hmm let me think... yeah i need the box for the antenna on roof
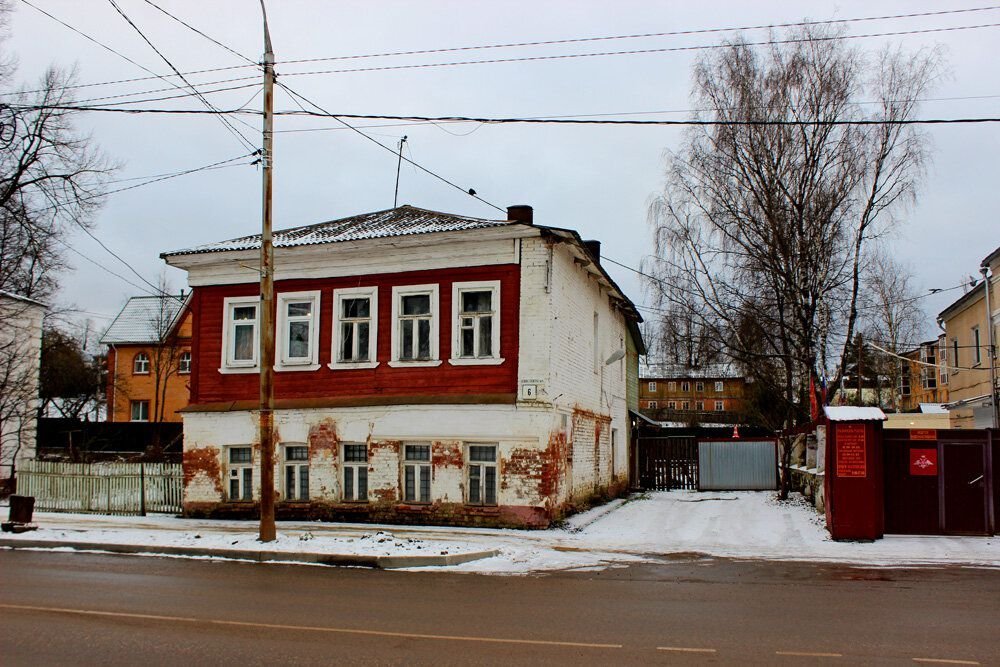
[393,135,408,208]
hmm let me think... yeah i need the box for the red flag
[809,374,818,421]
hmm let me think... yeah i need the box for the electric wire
[141,0,258,65]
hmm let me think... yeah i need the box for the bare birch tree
[646,25,940,497]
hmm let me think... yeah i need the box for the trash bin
[8,495,35,524]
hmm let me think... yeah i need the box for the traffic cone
[732,424,740,439]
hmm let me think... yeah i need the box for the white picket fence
[17,460,183,515]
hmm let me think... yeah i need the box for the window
[403,443,431,503]
[695,401,704,411]
[951,338,960,374]
[668,381,676,391]
[342,443,368,502]
[682,401,690,411]
[648,381,657,392]
[227,446,253,502]
[221,296,259,371]
[900,368,911,396]
[133,352,149,374]
[939,340,949,386]
[681,381,690,392]
[715,381,724,392]
[921,367,937,390]
[593,312,600,373]
[467,444,497,505]
[667,401,676,410]
[451,281,502,364]
[648,401,658,409]
[695,381,705,392]
[276,291,321,370]
[178,351,191,374]
[130,400,149,422]
[331,287,378,369]
[283,445,309,502]
[972,326,982,365]
[390,284,440,366]
[715,400,724,412]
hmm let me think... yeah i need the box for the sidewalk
[2,492,997,573]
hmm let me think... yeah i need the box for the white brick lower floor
[181,403,628,528]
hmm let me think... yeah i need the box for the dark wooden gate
[883,429,994,536]
[638,437,698,490]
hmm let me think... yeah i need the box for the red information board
[836,423,867,478]
[910,429,937,441]
[909,448,938,476]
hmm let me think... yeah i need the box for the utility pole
[393,135,407,208]
[258,0,276,543]
[981,264,998,428]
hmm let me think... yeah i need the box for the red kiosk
[823,406,886,541]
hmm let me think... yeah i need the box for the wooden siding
[191,264,520,405]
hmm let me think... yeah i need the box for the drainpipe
[981,265,998,429]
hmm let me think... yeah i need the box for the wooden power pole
[258,0,276,543]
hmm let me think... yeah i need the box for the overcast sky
[8,1,1000,342]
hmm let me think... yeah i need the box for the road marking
[776,651,843,658]
[657,646,717,653]
[0,603,622,649]
[912,659,980,665]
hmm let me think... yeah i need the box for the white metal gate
[16,461,183,515]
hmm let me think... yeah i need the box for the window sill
[448,357,505,366]
[327,361,380,370]
[178,370,191,375]
[387,360,443,368]
[218,366,259,374]
[274,363,322,372]
[133,372,150,376]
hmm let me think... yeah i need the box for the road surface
[1,550,997,665]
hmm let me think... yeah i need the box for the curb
[0,538,499,569]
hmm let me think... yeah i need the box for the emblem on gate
[909,448,937,476]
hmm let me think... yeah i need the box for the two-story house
[939,245,999,428]
[161,205,643,528]
[639,367,746,425]
[102,294,192,423]
[897,336,949,413]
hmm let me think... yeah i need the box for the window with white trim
[331,287,378,368]
[133,352,149,374]
[951,337,960,375]
[695,381,705,392]
[276,291,320,370]
[178,351,191,374]
[681,381,690,392]
[972,326,982,365]
[696,401,704,411]
[648,401,658,409]
[467,444,497,505]
[648,381,657,392]
[222,297,259,370]
[403,443,431,503]
[130,400,149,422]
[450,281,501,364]
[682,401,690,410]
[939,339,949,386]
[283,445,309,501]
[342,443,368,502]
[227,446,253,502]
[668,381,676,391]
[667,401,676,410]
[714,381,724,392]
[390,284,439,365]
[715,400,724,412]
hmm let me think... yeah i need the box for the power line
[57,237,164,298]
[275,80,506,213]
[275,6,1000,66]
[141,0,258,65]
[105,0,259,153]
[277,23,1000,78]
[73,79,260,106]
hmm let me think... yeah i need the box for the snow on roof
[161,205,513,257]
[0,289,45,307]
[919,403,949,414]
[101,295,186,344]
[824,406,887,422]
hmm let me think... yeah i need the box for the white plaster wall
[0,296,44,481]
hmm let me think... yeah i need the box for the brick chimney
[507,205,533,224]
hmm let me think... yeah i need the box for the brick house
[638,368,746,425]
[102,295,192,423]
[161,205,644,528]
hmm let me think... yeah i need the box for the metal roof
[100,295,187,344]
[824,406,887,422]
[161,205,513,257]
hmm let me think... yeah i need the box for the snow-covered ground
[2,492,997,573]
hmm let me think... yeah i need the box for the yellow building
[898,336,949,413]
[938,246,999,428]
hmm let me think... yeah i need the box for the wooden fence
[16,460,183,515]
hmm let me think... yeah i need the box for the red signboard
[910,429,937,441]
[836,424,867,478]
[909,448,938,476]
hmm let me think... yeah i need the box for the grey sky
[8,1,1000,341]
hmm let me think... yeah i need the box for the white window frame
[648,400,658,409]
[275,290,321,371]
[682,401,691,411]
[133,352,150,375]
[648,381,657,392]
[389,284,441,367]
[695,381,705,392]
[130,400,149,422]
[951,337,960,375]
[715,400,724,412]
[668,381,676,391]
[227,446,254,502]
[714,381,724,392]
[695,400,704,411]
[449,280,503,365]
[330,286,379,370]
[178,350,191,374]
[342,442,369,502]
[220,296,260,373]
[681,381,690,392]
[466,443,498,506]
[282,444,309,502]
[972,326,982,366]
[402,442,432,504]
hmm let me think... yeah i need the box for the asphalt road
[1,550,998,665]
